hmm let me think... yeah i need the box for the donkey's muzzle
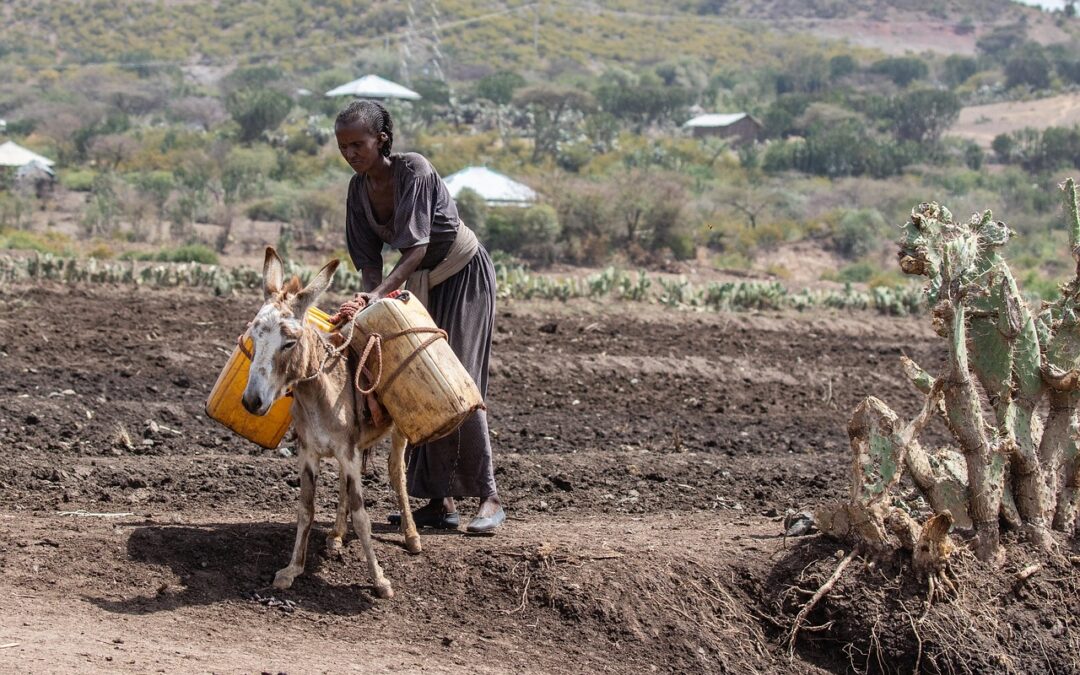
[241,392,264,415]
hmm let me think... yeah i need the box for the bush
[829,54,857,80]
[454,188,488,240]
[942,55,978,87]
[835,260,876,283]
[0,228,73,255]
[246,196,294,222]
[870,57,928,87]
[60,169,98,192]
[87,243,116,259]
[832,209,886,259]
[1005,43,1052,90]
[487,204,561,264]
[964,142,985,170]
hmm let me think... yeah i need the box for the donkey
[241,247,420,599]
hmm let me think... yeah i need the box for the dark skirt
[405,245,498,499]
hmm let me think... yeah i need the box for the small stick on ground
[58,510,136,518]
[787,545,862,658]
[0,643,20,649]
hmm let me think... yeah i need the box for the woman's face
[335,122,385,174]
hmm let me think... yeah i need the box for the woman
[331,99,505,534]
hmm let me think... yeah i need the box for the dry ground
[948,91,1080,148]
[0,283,1076,673]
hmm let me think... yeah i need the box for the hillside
[949,91,1080,147]
[0,0,1070,81]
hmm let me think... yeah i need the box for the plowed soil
[0,282,1076,673]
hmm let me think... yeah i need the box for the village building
[324,74,422,100]
[0,140,56,197]
[682,112,763,144]
[442,166,537,208]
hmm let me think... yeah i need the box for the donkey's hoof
[405,536,422,554]
[325,536,344,553]
[273,568,298,590]
[374,579,394,599]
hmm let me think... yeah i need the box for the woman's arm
[360,266,383,293]
[364,244,428,300]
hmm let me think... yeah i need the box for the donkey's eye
[281,340,297,351]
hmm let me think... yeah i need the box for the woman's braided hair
[335,99,394,157]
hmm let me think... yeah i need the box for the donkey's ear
[293,259,340,317]
[263,246,285,299]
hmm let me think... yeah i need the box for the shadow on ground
[85,521,443,617]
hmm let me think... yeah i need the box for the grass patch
[119,243,219,264]
[0,228,74,255]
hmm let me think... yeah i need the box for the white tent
[0,141,55,168]
[443,166,537,207]
[325,74,421,100]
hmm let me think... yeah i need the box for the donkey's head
[241,247,339,415]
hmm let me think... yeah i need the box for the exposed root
[786,544,862,658]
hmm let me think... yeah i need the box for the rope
[353,333,383,395]
[236,332,254,361]
[349,326,448,395]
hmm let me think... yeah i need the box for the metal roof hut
[682,113,763,144]
[443,166,537,208]
[324,74,422,100]
[0,141,55,169]
[0,141,56,195]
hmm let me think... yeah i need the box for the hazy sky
[1012,0,1069,9]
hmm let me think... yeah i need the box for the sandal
[465,507,506,535]
[388,503,460,529]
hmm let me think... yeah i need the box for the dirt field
[0,282,1077,673]
[948,92,1080,148]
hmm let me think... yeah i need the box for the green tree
[992,133,1016,163]
[595,69,692,131]
[829,54,858,80]
[513,85,595,162]
[475,70,526,105]
[976,22,1028,63]
[884,89,961,145]
[964,142,985,170]
[942,55,978,87]
[1005,43,1052,90]
[870,57,929,87]
[226,89,292,143]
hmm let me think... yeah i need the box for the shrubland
[1,0,1079,302]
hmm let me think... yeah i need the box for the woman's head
[335,99,394,173]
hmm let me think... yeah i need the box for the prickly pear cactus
[836,178,1080,563]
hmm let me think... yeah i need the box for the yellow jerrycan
[349,292,484,446]
[205,307,334,449]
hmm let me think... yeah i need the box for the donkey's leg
[389,428,421,554]
[340,454,394,599]
[274,453,319,590]
[326,469,348,553]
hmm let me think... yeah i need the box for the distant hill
[0,0,1069,84]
